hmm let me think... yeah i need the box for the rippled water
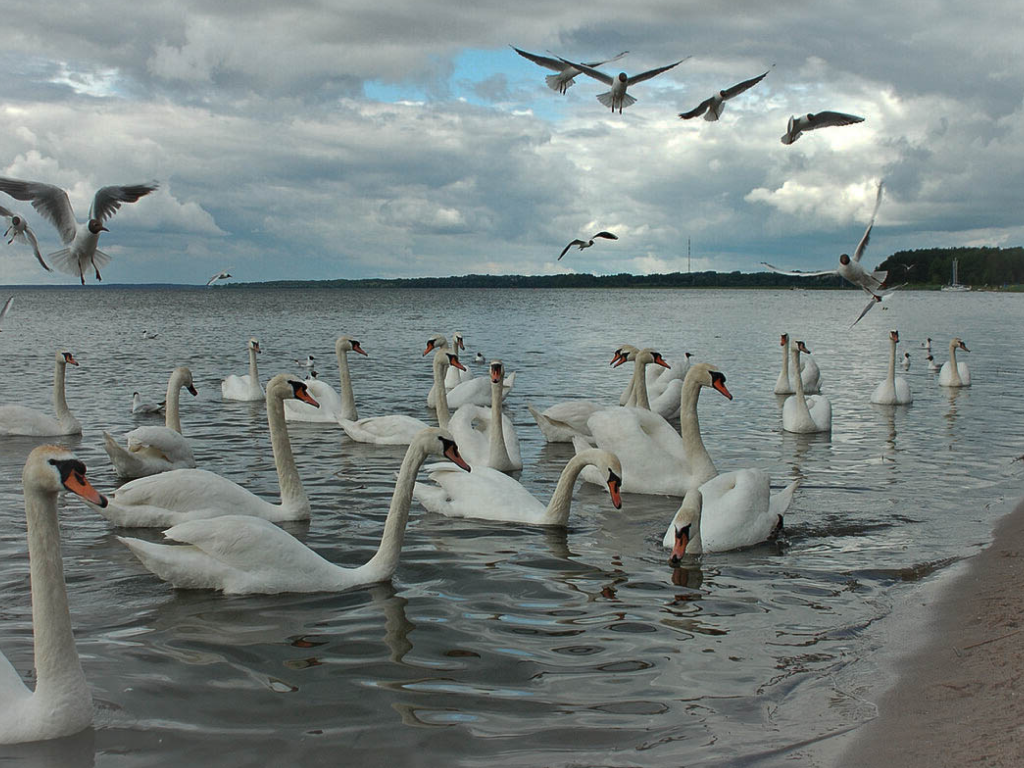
[0,286,1022,767]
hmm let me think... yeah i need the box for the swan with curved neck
[0,351,81,436]
[118,429,471,594]
[782,341,832,433]
[285,336,367,422]
[870,330,913,405]
[339,340,464,445]
[444,331,473,389]
[0,446,107,744]
[221,338,264,401]
[617,346,678,416]
[103,367,200,477]
[86,375,319,527]
[939,337,971,387]
[449,360,522,471]
[415,448,622,526]
[774,333,821,395]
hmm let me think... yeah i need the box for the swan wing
[695,469,776,552]
[105,469,267,523]
[0,405,64,436]
[415,465,545,523]
[339,414,427,445]
[126,426,195,464]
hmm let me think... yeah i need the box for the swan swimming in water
[285,336,367,423]
[448,360,522,471]
[939,337,971,387]
[870,331,913,405]
[222,338,265,402]
[782,341,832,433]
[774,333,820,395]
[0,351,82,436]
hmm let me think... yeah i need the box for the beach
[838,497,1024,767]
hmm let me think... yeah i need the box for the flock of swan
[0,324,974,744]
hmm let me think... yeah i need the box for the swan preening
[414,448,622,526]
[0,446,107,745]
[870,331,913,405]
[449,360,523,471]
[0,351,82,436]
[221,337,264,401]
[782,341,832,433]
[87,374,319,527]
[118,429,471,594]
[285,336,367,423]
[103,367,200,478]
[774,333,821,395]
[939,337,971,387]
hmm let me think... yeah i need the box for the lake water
[0,286,1022,767]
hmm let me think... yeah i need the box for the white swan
[575,363,732,496]
[221,338,264,401]
[939,337,971,387]
[131,391,163,414]
[663,478,791,558]
[431,363,515,410]
[118,428,471,594]
[0,446,107,744]
[444,332,473,389]
[285,336,367,423]
[616,347,678,418]
[870,331,913,405]
[414,448,621,526]
[448,360,523,471]
[650,352,693,399]
[86,374,319,527]
[339,344,464,445]
[528,400,602,443]
[782,341,832,433]
[0,351,82,436]
[103,367,200,478]
[774,333,820,395]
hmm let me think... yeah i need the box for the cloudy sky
[0,1,1020,285]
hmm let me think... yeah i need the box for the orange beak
[607,477,622,509]
[254,343,261,353]
[610,350,625,366]
[65,354,79,366]
[295,384,320,408]
[423,340,436,355]
[713,379,733,400]
[351,341,368,356]
[669,526,689,566]
[612,355,629,368]
[64,470,107,508]
[490,366,502,383]
[444,442,471,472]
[654,355,671,369]
[449,355,467,371]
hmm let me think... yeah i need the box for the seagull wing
[0,296,13,325]
[0,204,13,220]
[556,57,614,85]
[21,224,50,271]
[510,46,564,73]
[626,58,688,86]
[90,182,159,222]
[678,98,712,120]
[852,181,884,263]
[806,111,865,130]
[0,177,77,243]
[850,295,879,328]
[761,261,837,277]
[559,240,586,260]
[593,231,618,240]
[584,51,629,68]
[721,69,772,100]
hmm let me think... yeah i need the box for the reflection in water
[0,729,96,768]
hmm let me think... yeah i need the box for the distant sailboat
[940,258,971,292]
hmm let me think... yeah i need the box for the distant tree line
[878,246,1024,287]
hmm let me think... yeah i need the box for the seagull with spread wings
[781,111,865,145]
[762,182,898,326]
[0,205,49,271]
[559,231,618,261]
[0,176,158,284]
[0,296,13,331]
[555,55,689,113]
[678,68,772,121]
[206,270,231,286]
[511,46,629,94]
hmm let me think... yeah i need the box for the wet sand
[837,497,1024,767]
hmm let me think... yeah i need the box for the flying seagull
[0,176,158,284]
[0,296,13,330]
[781,111,864,145]
[206,270,231,286]
[678,68,773,121]
[762,182,898,326]
[556,56,689,113]
[559,231,618,260]
[0,205,49,271]
[510,46,629,94]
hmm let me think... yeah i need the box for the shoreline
[833,496,1024,767]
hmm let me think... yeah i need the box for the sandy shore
[836,497,1024,767]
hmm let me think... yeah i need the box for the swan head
[24,445,107,507]
[444,352,467,372]
[611,344,638,367]
[338,336,368,356]
[685,363,733,400]
[173,366,199,396]
[795,340,811,355]
[418,427,471,472]
[489,360,504,383]
[87,219,108,234]
[268,374,320,407]
[669,489,702,565]
[424,334,448,355]
[58,351,79,366]
[452,332,465,351]
[889,330,900,343]
[637,348,671,369]
[779,333,788,347]
[952,337,970,353]
[248,338,261,354]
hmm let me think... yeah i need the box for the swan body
[340,345,463,445]
[119,429,471,594]
[414,448,621,526]
[528,400,601,442]
[431,369,515,409]
[86,375,319,527]
[870,331,913,405]
[0,351,81,436]
[0,446,107,745]
[782,342,832,433]
[449,360,522,471]
[104,367,200,478]
[774,334,820,395]
[616,347,676,416]
[285,336,367,422]
[939,338,971,387]
[221,338,265,401]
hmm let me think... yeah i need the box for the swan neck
[791,347,813,418]
[165,371,185,434]
[266,387,309,515]
[363,441,428,579]
[545,452,590,525]
[488,377,511,466]
[679,380,717,484]
[337,345,357,420]
[887,338,897,385]
[25,486,88,697]
[780,338,790,378]
[52,358,71,420]
[632,358,651,410]
[247,346,259,384]
[433,356,451,429]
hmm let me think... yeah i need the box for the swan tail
[103,431,150,478]
[503,371,516,390]
[768,479,800,520]
[571,434,597,454]
[412,480,451,515]
[118,535,236,591]
[527,403,577,443]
